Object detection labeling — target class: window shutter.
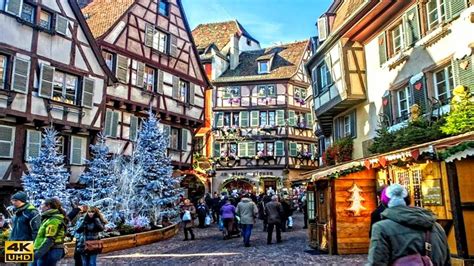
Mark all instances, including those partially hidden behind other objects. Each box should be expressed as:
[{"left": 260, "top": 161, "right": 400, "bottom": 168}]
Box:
[
  {"left": 454, "top": 58, "right": 474, "bottom": 90},
  {"left": 145, "top": 23, "right": 154, "bottom": 47},
  {"left": 25, "top": 130, "right": 41, "bottom": 160},
  {"left": 136, "top": 62, "right": 145, "bottom": 88},
  {"left": 70, "top": 136, "right": 83, "bottom": 165},
  {"left": 12, "top": 57, "right": 30, "bottom": 94},
  {"left": 306, "top": 113, "right": 313, "bottom": 128},
  {"left": 247, "top": 142, "right": 256, "bottom": 157},
  {"left": 334, "top": 117, "right": 341, "bottom": 139},
  {"left": 350, "top": 111, "right": 357, "bottom": 138},
  {"left": 116, "top": 55, "right": 129, "bottom": 83},
  {"left": 378, "top": 32, "right": 388, "bottom": 65},
  {"left": 104, "top": 110, "right": 112, "bottom": 136},
  {"left": 181, "top": 129, "right": 188, "bottom": 151},
  {"left": 169, "top": 35, "right": 178, "bottom": 57},
  {"left": 172, "top": 75, "right": 179, "bottom": 99},
  {"left": 157, "top": 70, "right": 164, "bottom": 94},
  {"left": 213, "top": 112, "right": 222, "bottom": 128},
  {"left": 382, "top": 91, "right": 393, "bottom": 126},
  {"left": 239, "top": 111, "right": 249, "bottom": 127},
  {"left": 403, "top": 6, "right": 421, "bottom": 47},
  {"left": 6, "top": 0, "right": 22, "bottom": 16},
  {"left": 189, "top": 84, "right": 195, "bottom": 105},
  {"left": 111, "top": 111, "right": 119, "bottom": 137},
  {"left": 276, "top": 110, "right": 285, "bottom": 126},
  {"left": 410, "top": 76, "right": 427, "bottom": 113},
  {"left": 288, "top": 110, "right": 296, "bottom": 126},
  {"left": 55, "top": 15, "right": 69, "bottom": 36},
  {"left": 162, "top": 124, "right": 171, "bottom": 148},
  {"left": 238, "top": 143, "right": 247, "bottom": 157},
  {"left": 311, "top": 144, "right": 317, "bottom": 158},
  {"left": 289, "top": 142, "right": 297, "bottom": 157},
  {"left": 129, "top": 115, "right": 139, "bottom": 141},
  {"left": 39, "top": 64, "right": 54, "bottom": 98},
  {"left": 317, "top": 16, "right": 328, "bottom": 42},
  {"left": 213, "top": 142, "right": 221, "bottom": 158},
  {"left": 275, "top": 141, "right": 285, "bottom": 156},
  {"left": 81, "top": 77, "right": 94, "bottom": 108},
  {"left": 447, "top": 0, "right": 467, "bottom": 20},
  {"left": 250, "top": 111, "right": 259, "bottom": 127},
  {"left": 0, "top": 126, "right": 15, "bottom": 158}
]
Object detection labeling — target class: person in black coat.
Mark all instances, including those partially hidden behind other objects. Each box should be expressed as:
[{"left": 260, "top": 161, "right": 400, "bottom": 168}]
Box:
[
  {"left": 211, "top": 192, "right": 220, "bottom": 223},
  {"left": 196, "top": 199, "right": 209, "bottom": 228},
  {"left": 75, "top": 207, "right": 105, "bottom": 266},
  {"left": 369, "top": 186, "right": 387, "bottom": 238}
]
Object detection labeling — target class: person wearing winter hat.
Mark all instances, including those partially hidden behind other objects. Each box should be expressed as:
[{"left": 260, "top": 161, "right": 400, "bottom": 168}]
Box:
[
  {"left": 368, "top": 184, "right": 451, "bottom": 265},
  {"left": 369, "top": 185, "right": 387, "bottom": 238},
  {"left": 9, "top": 191, "right": 41, "bottom": 241}
]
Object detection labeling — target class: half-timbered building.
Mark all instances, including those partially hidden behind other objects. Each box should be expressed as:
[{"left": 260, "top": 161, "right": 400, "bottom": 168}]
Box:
[
  {"left": 211, "top": 40, "right": 318, "bottom": 194},
  {"left": 81, "top": 0, "right": 210, "bottom": 176},
  {"left": 0, "top": 0, "right": 113, "bottom": 204}
]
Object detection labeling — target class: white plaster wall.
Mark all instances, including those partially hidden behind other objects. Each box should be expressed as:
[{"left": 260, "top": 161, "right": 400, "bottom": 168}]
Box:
[
  {"left": 37, "top": 33, "right": 72, "bottom": 65},
  {"left": 238, "top": 36, "right": 261, "bottom": 52},
  {"left": 42, "top": 0, "right": 61, "bottom": 12},
  {"left": 0, "top": 15, "right": 33, "bottom": 52}
]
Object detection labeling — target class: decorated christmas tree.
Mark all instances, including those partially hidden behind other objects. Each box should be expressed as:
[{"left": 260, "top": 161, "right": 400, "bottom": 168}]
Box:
[
  {"left": 132, "top": 111, "right": 182, "bottom": 225},
  {"left": 441, "top": 86, "right": 474, "bottom": 135},
  {"left": 346, "top": 183, "right": 366, "bottom": 216},
  {"left": 77, "top": 133, "right": 117, "bottom": 219},
  {"left": 22, "top": 128, "right": 70, "bottom": 208}
]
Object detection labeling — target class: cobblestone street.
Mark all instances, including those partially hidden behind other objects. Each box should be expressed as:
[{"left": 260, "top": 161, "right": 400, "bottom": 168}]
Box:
[{"left": 63, "top": 213, "right": 367, "bottom": 265}]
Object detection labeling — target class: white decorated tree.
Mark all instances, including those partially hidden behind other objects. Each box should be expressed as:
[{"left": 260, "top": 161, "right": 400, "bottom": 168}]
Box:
[{"left": 22, "top": 128, "right": 70, "bottom": 208}]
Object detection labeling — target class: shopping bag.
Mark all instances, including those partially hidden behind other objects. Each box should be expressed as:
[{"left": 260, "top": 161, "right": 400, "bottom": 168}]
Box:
[
  {"left": 182, "top": 210, "right": 191, "bottom": 221},
  {"left": 288, "top": 216, "right": 293, "bottom": 227},
  {"left": 205, "top": 215, "right": 211, "bottom": 226},
  {"left": 218, "top": 217, "right": 224, "bottom": 231}
]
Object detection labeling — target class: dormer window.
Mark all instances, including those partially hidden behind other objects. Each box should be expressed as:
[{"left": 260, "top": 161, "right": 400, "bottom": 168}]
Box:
[{"left": 258, "top": 60, "right": 269, "bottom": 74}]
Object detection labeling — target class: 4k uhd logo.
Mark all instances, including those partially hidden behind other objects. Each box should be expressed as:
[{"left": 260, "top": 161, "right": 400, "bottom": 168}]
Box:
[{"left": 4, "top": 241, "right": 34, "bottom": 263}]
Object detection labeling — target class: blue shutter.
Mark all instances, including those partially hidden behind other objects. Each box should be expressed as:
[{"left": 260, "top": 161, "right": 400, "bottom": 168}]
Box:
[{"left": 275, "top": 141, "right": 285, "bottom": 156}]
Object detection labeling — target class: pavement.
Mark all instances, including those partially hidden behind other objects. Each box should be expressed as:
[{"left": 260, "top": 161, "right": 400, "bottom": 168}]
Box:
[{"left": 62, "top": 212, "right": 368, "bottom": 265}]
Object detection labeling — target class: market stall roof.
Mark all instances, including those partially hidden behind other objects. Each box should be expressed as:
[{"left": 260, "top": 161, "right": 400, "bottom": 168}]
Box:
[{"left": 300, "top": 132, "right": 474, "bottom": 182}]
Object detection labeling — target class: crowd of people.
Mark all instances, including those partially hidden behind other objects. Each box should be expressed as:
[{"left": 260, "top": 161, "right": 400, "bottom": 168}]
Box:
[
  {"left": 2, "top": 191, "right": 106, "bottom": 266},
  {"left": 179, "top": 188, "right": 308, "bottom": 247}
]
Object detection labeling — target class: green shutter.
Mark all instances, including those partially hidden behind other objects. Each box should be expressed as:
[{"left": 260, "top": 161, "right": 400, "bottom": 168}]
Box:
[
  {"left": 157, "top": 70, "right": 164, "bottom": 94},
  {"left": 169, "top": 35, "right": 178, "bottom": 57},
  {"left": 411, "top": 77, "right": 427, "bottom": 113},
  {"left": 404, "top": 6, "right": 421, "bottom": 47},
  {"left": 454, "top": 58, "right": 474, "bottom": 93},
  {"left": 111, "top": 112, "right": 119, "bottom": 138},
  {"left": 12, "top": 57, "right": 30, "bottom": 94},
  {"left": 240, "top": 111, "right": 249, "bottom": 127},
  {"left": 214, "top": 112, "right": 223, "bottom": 128},
  {"left": 26, "top": 130, "right": 41, "bottom": 160},
  {"left": 310, "top": 144, "right": 317, "bottom": 159},
  {"left": 288, "top": 110, "right": 296, "bottom": 126},
  {"left": 39, "top": 64, "right": 55, "bottom": 99},
  {"left": 306, "top": 113, "right": 313, "bottom": 128},
  {"left": 276, "top": 110, "right": 285, "bottom": 126},
  {"left": 238, "top": 143, "right": 247, "bottom": 157},
  {"left": 136, "top": 62, "right": 145, "bottom": 88},
  {"left": 447, "top": 0, "right": 467, "bottom": 20},
  {"left": 250, "top": 111, "right": 259, "bottom": 127},
  {"left": 104, "top": 110, "right": 112, "bottom": 136},
  {"left": 189, "top": 84, "right": 195, "bottom": 105},
  {"left": 129, "top": 115, "right": 139, "bottom": 141},
  {"left": 81, "top": 77, "right": 95, "bottom": 108},
  {"left": 70, "top": 136, "right": 84, "bottom": 165},
  {"left": 116, "top": 55, "right": 129, "bottom": 83},
  {"left": 289, "top": 142, "right": 297, "bottom": 157},
  {"left": 378, "top": 32, "right": 387, "bottom": 65},
  {"left": 213, "top": 142, "right": 221, "bottom": 158},
  {"left": 275, "top": 141, "right": 285, "bottom": 156},
  {"left": 181, "top": 129, "right": 188, "bottom": 151},
  {"left": 247, "top": 142, "right": 256, "bottom": 157}
]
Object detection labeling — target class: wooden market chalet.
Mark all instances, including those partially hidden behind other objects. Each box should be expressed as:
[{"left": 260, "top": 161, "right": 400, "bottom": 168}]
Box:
[
  {"left": 81, "top": 0, "right": 210, "bottom": 174},
  {"left": 0, "top": 0, "right": 114, "bottom": 205}
]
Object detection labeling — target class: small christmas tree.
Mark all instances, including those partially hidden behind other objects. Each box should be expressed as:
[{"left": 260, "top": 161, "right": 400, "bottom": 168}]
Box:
[
  {"left": 22, "top": 128, "right": 70, "bottom": 208},
  {"left": 441, "top": 86, "right": 474, "bottom": 135},
  {"left": 77, "top": 133, "right": 117, "bottom": 220},
  {"left": 346, "top": 183, "right": 366, "bottom": 216},
  {"left": 132, "top": 111, "right": 182, "bottom": 225}
]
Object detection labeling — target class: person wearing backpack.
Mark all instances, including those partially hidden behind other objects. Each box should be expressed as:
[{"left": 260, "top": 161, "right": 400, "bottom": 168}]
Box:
[
  {"left": 368, "top": 184, "right": 451, "bottom": 265},
  {"left": 180, "top": 199, "right": 196, "bottom": 241},
  {"left": 8, "top": 191, "right": 41, "bottom": 242}
]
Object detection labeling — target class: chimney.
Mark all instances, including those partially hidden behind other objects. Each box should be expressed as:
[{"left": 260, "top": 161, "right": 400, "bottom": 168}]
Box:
[{"left": 229, "top": 34, "right": 239, "bottom": 70}]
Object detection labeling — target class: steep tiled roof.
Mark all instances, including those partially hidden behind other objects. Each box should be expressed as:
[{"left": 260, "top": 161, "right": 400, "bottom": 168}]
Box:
[
  {"left": 331, "top": 0, "right": 366, "bottom": 31},
  {"left": 215, "top": 40, "right": 309, "bottom": 83},
  {"left": 192, "top": 20, "right": 259, "bottom": 51},
  {"left": 81, "top": 0, "right": 135, "bottom": 39}
]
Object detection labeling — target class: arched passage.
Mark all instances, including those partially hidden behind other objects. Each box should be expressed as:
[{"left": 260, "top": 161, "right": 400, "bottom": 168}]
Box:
[
  {"left": 180, "top": 174, "right": 205, "bottom": 204},
  {"left": 221, "top": 178, "right": 255, "bottom": 193}
]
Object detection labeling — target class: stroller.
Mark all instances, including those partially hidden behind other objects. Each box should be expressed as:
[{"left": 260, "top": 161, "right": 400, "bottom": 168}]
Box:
[{"left": 222, "top": 216, "right": 241, "bottom": 239}]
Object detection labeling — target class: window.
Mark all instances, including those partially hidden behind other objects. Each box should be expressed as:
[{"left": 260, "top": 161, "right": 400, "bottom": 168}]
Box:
[
  {"left": 170, "top": 127, "right": 179, "bottom": 150},
  {"left": 179, "top": 79, "right": 189, "bottom": 103},
  {"left": 103, "top": 51, "right": 115, "bottom": 71},
  {"left": 259, "top": 111, "right": 275, "bottom": 127},
  {"left": 70, "top": 136, "right": 85, "bottom": 165},
  {"left": 0, "top": 55, "right": 6, "bottom": 90},
  {"left": 219, "top": 143, "right": 238, "bottom": 158},
  {"left": 434, "top": 65, "right": 453, "bottom": 105},
  {"left": 56, "top": 136, "right": 64, "bottom": 155},
  {"left": 257, "top": 85, "right": 276, "bottom": 98},
  {"left": 317, "top": 61, "right": 331, "bottom": 93},
  {"left": 390, "top": 23, "right": 404, "bottom": 55},
  {"left": 343, "top": 115, "right": 351, "bottom": 137},
  {"left": 397, "top": 86, "right": 411, "bottom": 119},
  {"left": 335, "top": 111, "right": 356, "bottom": 139},
  {"left": 257, "top": 142, "right": 274, "bottom": 157},
  {"left": 144, "top": 66, "right": 155, "bottom": 92},
  {"left": 223, "top": 86, "right": 240, "bottom": 99},
  {"left": 39, "top": 10, "right": 52, "bottom": 30},
  {"left": 426, "top": 0, "right": 446, "bottom": 30},
  {"left": 0, "top": 125, "right": 15, "bottom": 158},
  {"left": 153, "top": 29, "right": 168, "bottom": 53},
  {"left": 20, "top": 3, "right": 35, "bottom": 23},
  {"left": 223, "top": 112, "right": 239, "bottom": 127},
  {"left": 25, "top": 130, "right": 41, "bottom": 160},
  {"left": 158, "top": 0, "right": 169, "bottom": 16},
  {"left": 52, "top": 71, "right": 78, "bottom": 104},
  {"left": 258, "top": 60, "right": 269, "bottom": 74},
  {"left": 294, "top": 87, "right": 307, "bottom": 104}
]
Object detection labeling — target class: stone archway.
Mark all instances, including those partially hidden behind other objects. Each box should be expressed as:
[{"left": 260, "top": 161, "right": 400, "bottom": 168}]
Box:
[
  {"left": 180, "top": 174, "right": 205, "bottom": 204},
  {"left": 221, "top": 178, "right": 255, "bottom": 193}
]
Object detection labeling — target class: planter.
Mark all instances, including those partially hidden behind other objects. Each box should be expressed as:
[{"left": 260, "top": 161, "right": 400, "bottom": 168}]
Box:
[{"left": 65, "top": 223, "right": 179, "bottom": 257}]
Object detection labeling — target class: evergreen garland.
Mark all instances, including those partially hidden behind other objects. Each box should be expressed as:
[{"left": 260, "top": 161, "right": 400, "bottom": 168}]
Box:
[{"left": 438, "top": 141, "right": 474, "bottom": 160}]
